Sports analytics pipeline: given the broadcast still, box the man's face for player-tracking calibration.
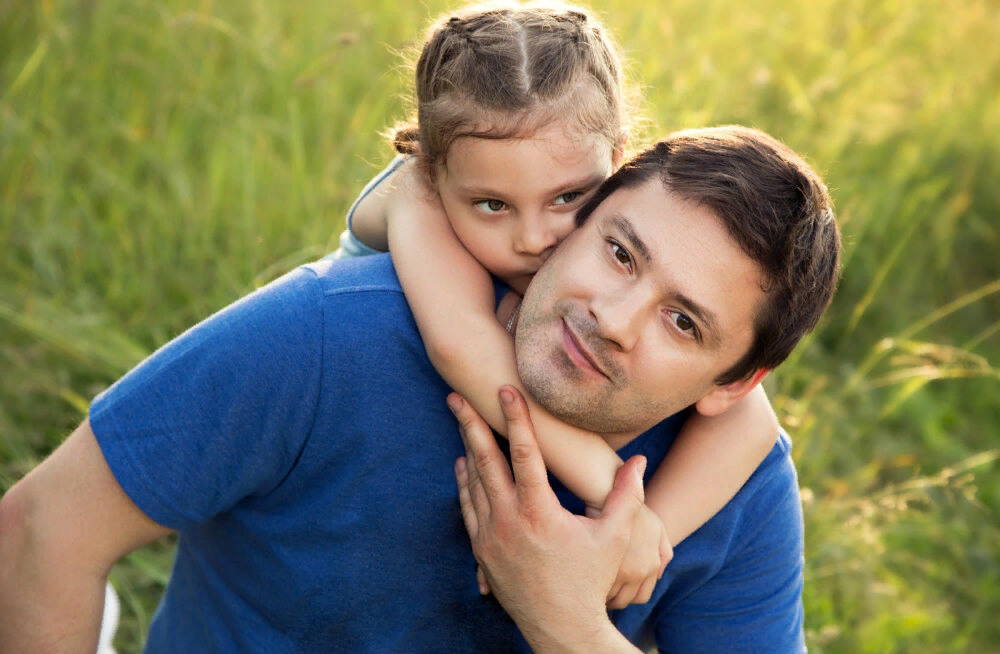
[515,179,767,448]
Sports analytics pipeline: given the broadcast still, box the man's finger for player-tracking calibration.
[454,457,480,542]
[449,393,514,501]
[451,400,494,523]
[476,565,491,596]
[496,387,554,504]
[463,444,494,525]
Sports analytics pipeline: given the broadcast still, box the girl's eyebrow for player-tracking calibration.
[455,184,511,198]
[457,173,607,198]
[552,173,608,194]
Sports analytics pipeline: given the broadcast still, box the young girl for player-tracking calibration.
[336,1,779,607]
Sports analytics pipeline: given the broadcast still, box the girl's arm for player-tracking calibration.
[645,385,779,546]
[383,160,623,510]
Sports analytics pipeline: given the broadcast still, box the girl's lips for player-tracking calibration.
[561,319,607,379]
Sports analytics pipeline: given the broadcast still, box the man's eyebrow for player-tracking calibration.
[674,291,722,345]
[609,214,651,263]
[609,214,722,344]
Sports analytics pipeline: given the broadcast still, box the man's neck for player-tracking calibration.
[602,430,644,453]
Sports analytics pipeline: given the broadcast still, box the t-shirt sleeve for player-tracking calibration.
[88,267,326,530]
[652,455,807,654]
[328,155,405,260]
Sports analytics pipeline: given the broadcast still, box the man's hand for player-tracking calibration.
[451,386,644,654]
[606,504,672,609]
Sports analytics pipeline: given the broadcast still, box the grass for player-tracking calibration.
[2,0,998,652]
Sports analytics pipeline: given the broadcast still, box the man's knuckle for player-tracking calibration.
[473,449,492,470]
[509,442,534,464]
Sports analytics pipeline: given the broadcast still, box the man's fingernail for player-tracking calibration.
[448,395,463,413]
[499,388,514,406]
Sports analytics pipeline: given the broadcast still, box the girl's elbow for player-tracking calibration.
[424,335,465,374]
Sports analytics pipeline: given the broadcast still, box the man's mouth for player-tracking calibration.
[561,319,608,380]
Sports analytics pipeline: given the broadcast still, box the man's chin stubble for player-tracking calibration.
[518,362,626,434]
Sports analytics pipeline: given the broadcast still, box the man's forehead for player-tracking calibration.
[591,179,672,243]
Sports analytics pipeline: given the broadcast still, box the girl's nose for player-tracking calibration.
[514,213,568,258]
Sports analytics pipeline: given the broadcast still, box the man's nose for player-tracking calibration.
[590,286,650,351]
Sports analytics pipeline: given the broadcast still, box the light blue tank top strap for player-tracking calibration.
[327,154,407,260]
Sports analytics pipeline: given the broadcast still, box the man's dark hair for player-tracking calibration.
[576,125,841,385]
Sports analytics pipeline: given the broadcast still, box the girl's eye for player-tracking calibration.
[609,240,633,269]
[667,310,700,340]
[475,199,507,213]
[553,191,583,205]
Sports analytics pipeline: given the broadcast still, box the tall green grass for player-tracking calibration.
[2,0,998,652]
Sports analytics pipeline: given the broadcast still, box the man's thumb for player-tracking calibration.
[601,455,646,531]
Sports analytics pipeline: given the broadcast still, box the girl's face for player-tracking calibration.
[435,122,618,294]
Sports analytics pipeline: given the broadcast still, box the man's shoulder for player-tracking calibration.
[723,427,802,555]
[752,428,798,492]
[303,253,510,312]
[303,252,405,299]
[297,255,426,360]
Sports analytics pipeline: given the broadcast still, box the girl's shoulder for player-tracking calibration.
[349,155,409,252]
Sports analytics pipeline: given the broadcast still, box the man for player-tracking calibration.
[0,126,839,653]
[447,127,840,652]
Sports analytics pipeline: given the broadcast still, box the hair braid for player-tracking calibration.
[446,16,480,52]
[390,2,637,180]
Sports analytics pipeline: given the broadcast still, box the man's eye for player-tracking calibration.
[609,241,632,268]
[668,310,699,339]
[475,199,507,213]
[553,191,582,205]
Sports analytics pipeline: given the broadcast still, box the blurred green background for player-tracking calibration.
[1,0,998,652]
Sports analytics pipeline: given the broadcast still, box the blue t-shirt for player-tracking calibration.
[90,255,805,653]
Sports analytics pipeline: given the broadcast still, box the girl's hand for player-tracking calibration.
[605,504,672,609]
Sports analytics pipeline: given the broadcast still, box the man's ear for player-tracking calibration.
[694,368,770,417]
